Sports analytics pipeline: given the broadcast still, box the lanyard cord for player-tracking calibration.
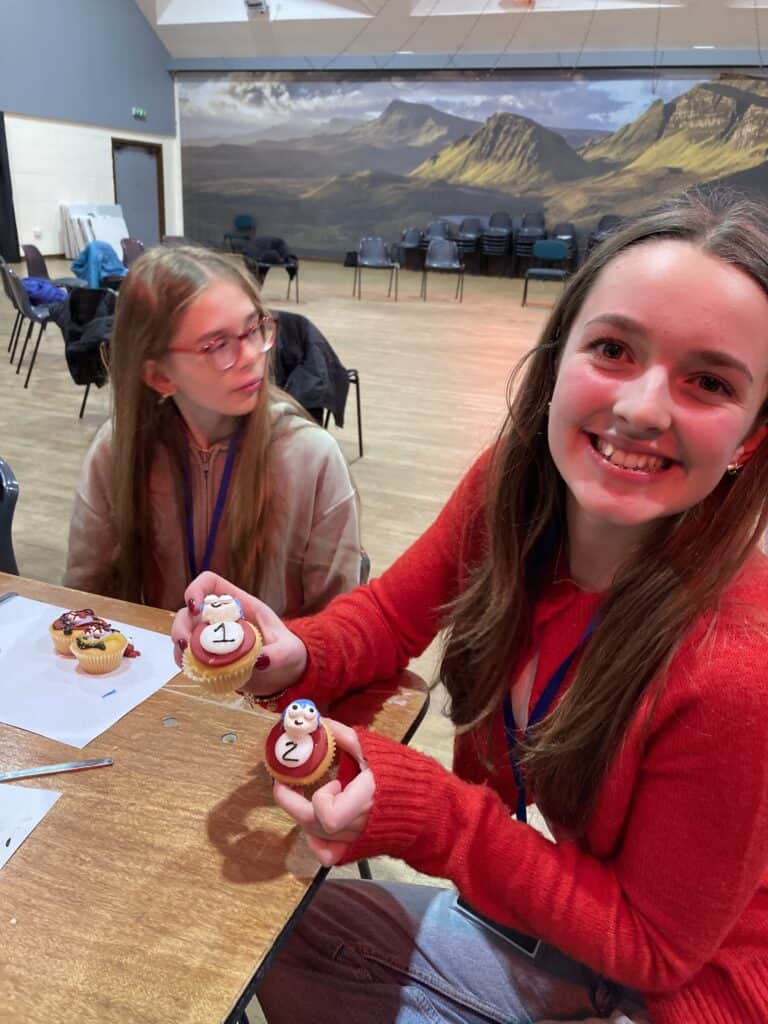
[182,429,240,581]
[504,619,596,824]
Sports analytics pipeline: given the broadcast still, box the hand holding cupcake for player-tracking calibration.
[181,593,263,695]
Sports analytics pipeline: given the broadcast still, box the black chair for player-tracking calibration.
[586,214,625,256]
[7,268,54,388]
[514,211,547,274]
[0,257,24,361]
[121,237,145,267]
[521,239,569,307]
[481,212,515,272]
[421,239,465,302]
[273,311,363,459]
[55,287,116,418]
[22,244,86,290]
[223,214,256,253]
[0,457,19,575]
[243,237,300,302]
[353,237,398,301]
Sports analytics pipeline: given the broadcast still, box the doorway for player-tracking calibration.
[111,139,165,247]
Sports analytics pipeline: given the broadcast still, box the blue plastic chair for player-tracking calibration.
[521,239,569,307]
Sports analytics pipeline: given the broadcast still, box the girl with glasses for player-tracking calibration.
[175,190,768,1024]
[65,246,361,622]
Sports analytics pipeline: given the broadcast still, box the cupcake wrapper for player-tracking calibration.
[50,627,82,656]
[182,623,261,695]
[72,649,125,675]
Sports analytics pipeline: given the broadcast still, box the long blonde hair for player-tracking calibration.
[107,246,287,603]
[439,188,768,834]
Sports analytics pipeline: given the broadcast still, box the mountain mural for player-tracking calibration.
[180,73,768,260]
[410,112,592,190]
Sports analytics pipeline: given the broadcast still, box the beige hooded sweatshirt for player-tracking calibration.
[64,401,361,615]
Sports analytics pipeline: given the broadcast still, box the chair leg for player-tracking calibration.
[15,321,34,375]
[421,269,427,301]
[357,859,372,880]
[351,370,363,459]
[459,271,464,303]
[24,323,46,388]
[8,312,21,356]
[79,382,91,419]
[352,265,358,298]
[522,277,529,307]
[10,314,26,365]
[394,266,398,302]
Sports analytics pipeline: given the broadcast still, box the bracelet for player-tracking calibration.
[241,687,287,713]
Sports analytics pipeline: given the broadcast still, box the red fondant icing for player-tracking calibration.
[190,620,256,667]
[265,721,331,782]
[53,609,111,635]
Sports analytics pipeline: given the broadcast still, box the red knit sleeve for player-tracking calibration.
[280,449,492,707]
[340,634,768,1002]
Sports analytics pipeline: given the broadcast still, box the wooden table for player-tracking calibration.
[0,575,429,1024]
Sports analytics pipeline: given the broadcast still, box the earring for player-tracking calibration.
[157,392,172,405]
[726,461,742,476]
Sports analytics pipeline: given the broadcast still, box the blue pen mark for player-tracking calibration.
[101,688,117,698]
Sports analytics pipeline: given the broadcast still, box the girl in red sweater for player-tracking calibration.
[174,190,768,1024]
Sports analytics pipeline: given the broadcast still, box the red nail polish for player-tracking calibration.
[187,598,197,615]
[255,653,270,670]
[178,638,188,652]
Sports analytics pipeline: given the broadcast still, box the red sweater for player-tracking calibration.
[285,453,768,1024]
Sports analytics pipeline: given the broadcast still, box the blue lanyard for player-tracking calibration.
[182,430,240,581]
[504,618,595,824]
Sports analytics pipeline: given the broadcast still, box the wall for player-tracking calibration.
[5,114,183,255]
[0,0,180,256]
[0,0,174,136]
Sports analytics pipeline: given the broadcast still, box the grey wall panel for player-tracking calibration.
[0,0,174,134]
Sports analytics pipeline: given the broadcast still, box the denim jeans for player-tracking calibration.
[257,880,649,1024]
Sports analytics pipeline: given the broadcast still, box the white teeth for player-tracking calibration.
[594,437,667,473]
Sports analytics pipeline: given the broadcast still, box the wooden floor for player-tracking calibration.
[0,256,557,904]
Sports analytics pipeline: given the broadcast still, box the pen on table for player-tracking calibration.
[0,757,113,783]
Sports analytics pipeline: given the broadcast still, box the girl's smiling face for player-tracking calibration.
[548,239,768,542]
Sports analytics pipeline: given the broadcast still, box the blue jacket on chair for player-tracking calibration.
[71,241,127,289]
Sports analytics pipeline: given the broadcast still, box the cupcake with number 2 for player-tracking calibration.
[264,699,337,787]
[182,594,263,695]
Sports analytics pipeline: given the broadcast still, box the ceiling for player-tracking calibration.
[133,0,768,67]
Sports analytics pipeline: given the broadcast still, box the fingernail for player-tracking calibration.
[187,598,197,615]
[177,638,188,652]
[255,653,271,670]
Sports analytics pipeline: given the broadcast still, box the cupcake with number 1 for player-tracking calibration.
[182,594,263,695]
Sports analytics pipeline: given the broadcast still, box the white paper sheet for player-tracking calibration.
[0,784,61,870]
[0,596,179,748]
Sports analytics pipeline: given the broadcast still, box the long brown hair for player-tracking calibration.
[107,245,291,603]
[439,188,768,834]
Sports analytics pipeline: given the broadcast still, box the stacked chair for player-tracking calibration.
[481,212,515,272]
[513,211,547,275]
[586,214,625,257]
[400,227,424,271]
[455,217,484,266]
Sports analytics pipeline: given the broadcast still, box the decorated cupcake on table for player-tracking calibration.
[70,623,129,674]
[49,608,112,656]
[182,593,263,695]
[264,699,337,787]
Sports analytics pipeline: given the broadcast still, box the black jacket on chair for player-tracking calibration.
[273,311,349,428]
[52,288,116,387]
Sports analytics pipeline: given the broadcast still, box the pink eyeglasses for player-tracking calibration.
[168,314,277,371]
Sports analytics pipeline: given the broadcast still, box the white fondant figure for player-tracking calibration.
[275,700,321,768]
[199,593,244,654]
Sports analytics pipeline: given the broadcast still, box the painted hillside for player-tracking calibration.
[180,75,768,259]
